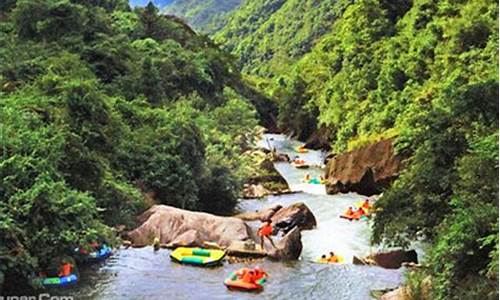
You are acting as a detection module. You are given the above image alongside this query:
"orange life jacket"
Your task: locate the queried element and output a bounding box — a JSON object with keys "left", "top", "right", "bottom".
{"left": 345, "top": 209, "right": 354, "bottom": 216}
{"left": 242, "top": 271, "right": 255, "bottom": 283}
{"left": 259, "top": 224, "right": 273, "bottom": 236}
{"left": 254, "top": 269, "right": 267, "bottom": 280}
{"left": 58, "top": 263, "right": 72, "bottom": 277}
{"left": 328, "top": 255, "right": 339, "bottom": 263}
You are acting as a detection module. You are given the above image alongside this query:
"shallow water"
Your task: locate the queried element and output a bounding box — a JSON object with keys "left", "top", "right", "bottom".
{"left": 50, "top": 134, "right": 403, "bottom": 299}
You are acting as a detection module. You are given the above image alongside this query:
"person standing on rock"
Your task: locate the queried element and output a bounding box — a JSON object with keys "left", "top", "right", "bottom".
{"left": 258, "top": 220, "right": 277, "bottom": 250}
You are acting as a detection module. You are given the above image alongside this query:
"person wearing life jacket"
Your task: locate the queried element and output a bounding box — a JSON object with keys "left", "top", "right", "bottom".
{"left": 236, "top": 267, "right": 250, "bottom": 280}
{"left": 58, "top": 263, "right": 73, "bottom": 277}
{"left": 242, "top": 269, "right": 256, "bottom": 284}
{"left": 345, "top": 207, "right": 354, "bottom": 216}
{"left": 258, "top": 220, "right": 277, "bottom": 250}
{"left": 253, "top": 266, "right": 268, "bottom": 281}
{"left": 328, "top": 251, "right": 339, "bottom": 263}
{"left": 361, "top": 199, "right": 371, "bottom": 212}
{"left": 356, "top": 207, "right": 367, "bottom": 216}
{"left": 304, "top": 173, "right": 311, "bottom": 182}
{"left": 319, "top": 254, "right": 328, "bottom": 263}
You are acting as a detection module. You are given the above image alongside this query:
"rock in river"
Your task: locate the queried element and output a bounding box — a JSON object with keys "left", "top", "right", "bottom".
{"left": 235, "top": 202, "right": 317, "bottom": 235}
{"left": 354, "top": 249, "right": 418, "bottom": 269}
{"left": 267, "top": 227, "right": 303, "bottom": 260}
{"left": 325, "top": 139, "right": 403, "bottom": 196}
{"left": 124, "top": 205, "right": 252, "bottom": 248}
{"left": 271, "top": 202, "right": 317, "bottom": 234}
{"left": 124, "top": 204, "right": 306, "bottom": 261}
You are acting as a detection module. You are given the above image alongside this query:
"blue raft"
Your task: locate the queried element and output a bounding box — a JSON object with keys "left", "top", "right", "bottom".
{"left": 87, "top": 245, "right": 113, "bottom": 262}
{"left": 32, "top": 274, "right": 78, "bottom": 288}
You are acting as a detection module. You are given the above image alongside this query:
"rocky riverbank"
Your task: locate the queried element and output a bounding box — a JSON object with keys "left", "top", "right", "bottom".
{"left": 324, "top": 139, "right": 404, "bottom": 196}
{"left": 241, "top": 146, "right": 292, "bottom": 198}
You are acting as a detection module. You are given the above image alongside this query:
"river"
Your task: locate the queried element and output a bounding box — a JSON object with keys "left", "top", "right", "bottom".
{"left": 50, "top": 134, "right": 403, "bottom": 299}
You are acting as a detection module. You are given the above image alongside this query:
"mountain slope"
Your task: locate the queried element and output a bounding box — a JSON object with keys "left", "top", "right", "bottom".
{"left": 163, "top": 0, "right": 242, "bottom": 33}
{"left": 214, "top": 0, "right": 353, "bottom": 76}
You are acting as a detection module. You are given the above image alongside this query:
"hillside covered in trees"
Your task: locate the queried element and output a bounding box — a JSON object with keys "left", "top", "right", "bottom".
{"left": 0, "top": 0, "right": 273, "bottom": 289}
{"left": 216, "top": 0, "right": 499, "bottom": 298}
{"left": 163, "top": 0, "right": 242, "bottom": 33}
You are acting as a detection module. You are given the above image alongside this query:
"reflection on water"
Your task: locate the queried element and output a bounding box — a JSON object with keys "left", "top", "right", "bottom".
{"left": 59, "top": 134, "right": 402, "bottom": 299}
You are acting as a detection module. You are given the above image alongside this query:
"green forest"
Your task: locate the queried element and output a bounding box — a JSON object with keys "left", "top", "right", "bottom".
{"left": 0, "top": 0, "right": 271, "bottom": 289}
{"left": 164, "top": 0, "right": 242, "bottom": 33}
{"left": 0, "top": 0, "right": 498, "bottom": 299}
{"left": 217, "top": 0, "right": 498, "bottom": 298}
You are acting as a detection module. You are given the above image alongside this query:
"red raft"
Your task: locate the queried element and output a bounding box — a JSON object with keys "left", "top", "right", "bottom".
{"left": 224, "top": 269, "right": 267, "bottom": 292}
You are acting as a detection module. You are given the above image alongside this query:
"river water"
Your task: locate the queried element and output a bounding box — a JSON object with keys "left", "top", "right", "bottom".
{"left": 51, "top": 134, "right": 403, "bottom": 299}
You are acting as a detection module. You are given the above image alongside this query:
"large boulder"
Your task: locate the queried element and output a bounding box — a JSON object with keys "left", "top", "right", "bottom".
{"left": 303, "top": 126, "right": 332, "bottom": 151}
{"left": 271, "top": 202, "right": 317, "bottom": 234}
{"left": 372, "top": 250, "right": 418, "bottom": 269}
{"left": 124, "top": 205, "right": 252, "bottom": 247}
{"left": 267, "top": 227, "right": 303, "bottom": 260}
{"left": 242, "top": 184, "right": 271, "bottom": 199}
{"left": 325, "top": 139, "right": 403, "bottom": 196}
{"left": 235, "top": 204, "right": 283, "bottom": 221}
{"left": 356, "top": 249, "right": 418, "bottom": 269}
{"left": 234, "top": 202, "right": 317, "bottom": 235}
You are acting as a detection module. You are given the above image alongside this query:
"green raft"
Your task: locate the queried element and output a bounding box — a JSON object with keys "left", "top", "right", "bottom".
{"left": 170, "top": 247, "right": 226, "bottom": 267}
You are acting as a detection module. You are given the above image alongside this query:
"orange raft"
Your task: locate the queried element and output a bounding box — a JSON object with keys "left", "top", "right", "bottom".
{"left": 224, "top": 270, "right": 267, "bottom": 292}
{"left": 340, "top": 208, "right": 368, "bottom": 221}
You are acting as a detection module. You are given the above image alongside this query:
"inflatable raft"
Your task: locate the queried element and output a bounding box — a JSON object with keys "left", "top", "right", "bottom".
{"left": 307, "top": 178, "right": 327, "bottom": 185}
{"left": 87, "top": 245, "right": 112, "bottom": 262}
{"left": 224, "top": 271, "right": 266, "bottom": 292}
{"left": 170, "top": 247, "right": 225, "bottom": 267}
{"left": 75, "top": 244, "right": 113, "bottom": 263}
{"left": 340, "top": 212, "right": 368, "bottom": 221}
{"left": 316, "top": 256, "right": 345, "bottom": 264}
{"left": 295, "top": 147, "right": 309, "bottom": 153}
{"left": 292, "top": 162, "right": 310, "bottom": 169}
{"left": 32, "top": 274, "right": 78, "bottom": 288}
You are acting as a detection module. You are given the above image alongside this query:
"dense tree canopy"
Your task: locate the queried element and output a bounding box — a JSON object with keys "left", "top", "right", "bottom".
{"left": 216, "top": 0, "right": 499, "bottom": 298}
{"left": 0, "top": 0, "right": 267, "bottom": 287}
{"left": 164, "top": 0, "right": 242, "bottom": 33}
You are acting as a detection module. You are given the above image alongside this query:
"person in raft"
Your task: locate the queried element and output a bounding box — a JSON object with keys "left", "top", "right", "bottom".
{"left": 362, "top": 199, "right": 371, "bottom": 210}
{"left": 253, "top": 266, "right": 268, "bottom": 281}
{"left": 345, "top": 206, "right": 354, "bottom": 217}
{"left": 356, "top": 206, "right": 367, "bottom": 216}
{"left": 328, "top": 251, "right": 340, "bottom": 263}
{"left": 238, "top": 266, "right": 269, "bottom": 283}
{"left": 304, "top": 173, "right": 311, "bottom": 182}
{"left": 258, "top": 220, "right": 277, "bottom": 250}
{"left": 46, "top": 256, "right": 77, "bottom": 278}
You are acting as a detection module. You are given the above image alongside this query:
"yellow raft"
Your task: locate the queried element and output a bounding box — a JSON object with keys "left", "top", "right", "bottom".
{"left": 295, "top": 146, "right": 309, "bottom": 153}
{"left": 170, "top": 247, "right": 226, "bottom": 267}
{"left": 316, "top": 256, "right": 345, "bottom": 264}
